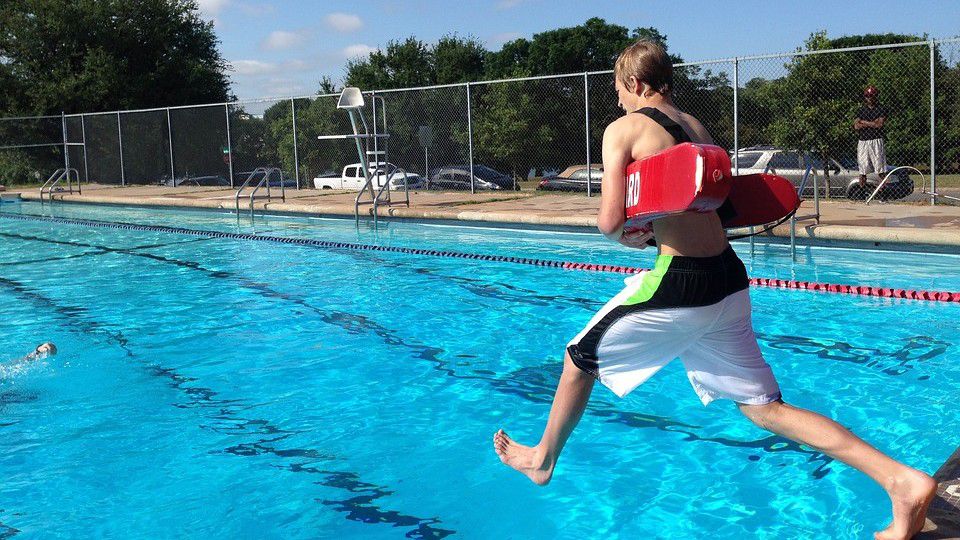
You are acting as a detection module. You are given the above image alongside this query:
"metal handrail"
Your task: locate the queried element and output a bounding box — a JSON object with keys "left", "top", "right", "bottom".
{"left": 39, "top": 168, "right": 80, "bottom": 202}
{"left": 316, "top": 134, "right": 390, "bottom": 140}
{"left": 766, "top": 157, "right": 821, "bottom": 262}
{"left": 370, "top": 164, "right": 411, "bottom": 226}
{"left": 248, "top": 168, "right": 285, "bottom": 216}
{"left": 234, "top": 167, "right": 284, "bottom": 216}
{"left": 318, "top": 133, "right": 393, "bottom": 224}
{"left": 866, "top": 166, "right": 937, "bottom": 204}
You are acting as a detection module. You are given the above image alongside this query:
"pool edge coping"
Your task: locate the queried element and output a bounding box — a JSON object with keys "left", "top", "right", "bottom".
{"left": 918, "top": 445, "right": 960, "bottom": 539}
{"left": 15, "top": 191, "right": 960, "bottom": 253}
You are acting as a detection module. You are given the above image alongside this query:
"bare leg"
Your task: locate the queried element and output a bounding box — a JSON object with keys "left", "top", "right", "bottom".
{"left": 739, "top": 400, "right": 936, "bottom": 540}
{"left": 493, "top": 351, "right": 594, "bottom": 485}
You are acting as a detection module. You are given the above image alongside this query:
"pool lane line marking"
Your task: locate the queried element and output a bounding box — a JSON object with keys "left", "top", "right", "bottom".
{"left": 0, "top": 272, "right": 457, "bottom": 538}
{"left": 3, "top": 212, "right": 959, "bottom": 304}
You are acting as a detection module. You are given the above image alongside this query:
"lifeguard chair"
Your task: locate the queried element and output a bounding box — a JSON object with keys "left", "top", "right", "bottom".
{"left": 316, "top": 87, "right": 411, "bottom": 224}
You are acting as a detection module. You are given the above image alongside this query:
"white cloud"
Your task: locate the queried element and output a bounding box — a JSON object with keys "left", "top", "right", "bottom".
{"left": 342, "top": 44, "right": 378, "bottom": 59}
{"left": 324, "top": 13, "right": 363, "bottom": 33}
{"left": 262, "top": 30, "right": 308, "bottom": 51}
{"left": 196, "top": 0, "right": 231, "bottom": 16}
{"left": 230, "top": 59, "right": 279, "bottom": 76}
{"left": 228, "top": 53, "right": 346, "bottom": 100}
{"left": 195, "top": 1, "right": 275, "bottom": 24}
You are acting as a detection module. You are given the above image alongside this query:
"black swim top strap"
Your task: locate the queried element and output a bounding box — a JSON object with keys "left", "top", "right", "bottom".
{"left": 633, "top": 107, "right": 692, "bottom": 143}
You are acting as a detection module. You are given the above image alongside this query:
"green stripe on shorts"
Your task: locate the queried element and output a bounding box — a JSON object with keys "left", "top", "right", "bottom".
{"left": 623, "top": 254, "right": 672, "bottom": 306}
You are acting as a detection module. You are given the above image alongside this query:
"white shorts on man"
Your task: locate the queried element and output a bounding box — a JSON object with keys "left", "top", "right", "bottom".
{"left": 857, "top": 138, "right": 886, "bottom": 175}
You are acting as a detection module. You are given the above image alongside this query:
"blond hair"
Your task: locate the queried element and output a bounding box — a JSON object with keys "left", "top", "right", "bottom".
{"left": 614, "top": 40, "right": 673, "bottom": 95}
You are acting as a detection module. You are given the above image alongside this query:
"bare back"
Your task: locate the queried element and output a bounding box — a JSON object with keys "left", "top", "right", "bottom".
{"left": 605, "top": 105, "right": 729, "bottom": 257}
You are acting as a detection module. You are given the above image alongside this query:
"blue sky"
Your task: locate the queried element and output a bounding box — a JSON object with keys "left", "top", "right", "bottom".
{"left": 196, "top": 0, "right": 960, "bottom": 100}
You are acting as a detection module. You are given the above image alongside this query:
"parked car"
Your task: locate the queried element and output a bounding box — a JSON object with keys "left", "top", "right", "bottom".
{"left": 427, "top": 165, "right": 517, "bottom": 191}
{"left": 732, "top": 146, "right": 914, "bottom": 200}
{"left": 537, "top": 164, "right": 603, "bottom": 192}
{"left": 313, "top": 162, "right": 423, "bottom": 191}
{"left": 233, "top": 170, "right": 297, "bottom": 188}
{"left": 527, "top": 166, "right": 561, "bottom": 180}
{"left": 161, "top": 174, "right": 230, "bottom": 187}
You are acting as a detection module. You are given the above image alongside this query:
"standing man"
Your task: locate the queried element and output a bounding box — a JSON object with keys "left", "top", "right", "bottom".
{"left": 855, "top": 85, "right": 888, "bottom": 188}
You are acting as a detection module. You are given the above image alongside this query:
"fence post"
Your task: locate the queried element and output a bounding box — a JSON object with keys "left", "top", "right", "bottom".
{"left": 224, "top": 104, "right": 234, "bottom": 188}
{"left": 61, "top": 112, "right": 69, "bottom": 172}
{"left": 291, "top": 98, "right": 300, "bottom": 190}
{"left": 733, "top": 60, "right": 739, "bottom": 176}
{"left": 930, "top": 40, "right": 937, "bottom": 206}
{"left": 733, "top": 58, "right": 754, "bottom": 255}
{"left": 372, "top": 91, "right": 379, "bottom": 179}
{"left": 117, "top": 111, "right": 126, "bottom": 186}
{"left": 584, "top": 72, "right": 592, "bottom": 198}
{"left": 80, "top": 115, "right": 89, "bottom": 184}
{"left": 166, "top": 107, "right": 175, "bottom": 185}
{"left": 466, "top": 82, "right": 475, "bottom": 194}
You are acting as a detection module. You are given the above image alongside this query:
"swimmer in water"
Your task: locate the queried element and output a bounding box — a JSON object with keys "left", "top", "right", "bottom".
{"left": 23, "top": 342, "right": 57, "bottom": 361}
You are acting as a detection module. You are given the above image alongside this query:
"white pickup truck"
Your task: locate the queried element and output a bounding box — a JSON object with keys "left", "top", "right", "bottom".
{"left": 313, "top": 162, "right": 423, "bottom": 190}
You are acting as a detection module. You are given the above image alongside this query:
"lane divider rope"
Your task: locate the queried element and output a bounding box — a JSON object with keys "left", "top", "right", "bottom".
{"left": 3, "top": 212, "right": 958, "bottom": 303}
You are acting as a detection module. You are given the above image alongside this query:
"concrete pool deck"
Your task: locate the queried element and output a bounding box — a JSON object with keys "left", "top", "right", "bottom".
{"left": 920, "top": 446, "right": 960, "bottom": 539}
{"left": 9, "top": 183, "right": 960, "bottom": 250}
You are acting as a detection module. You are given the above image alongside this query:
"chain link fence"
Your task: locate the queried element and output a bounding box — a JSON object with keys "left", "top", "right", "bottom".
{"left": 736, "top": 43, "right": 933, "bottom": 203}
{"left": 1, "top": 39, "right": 958, "bottom": 206}
{"left": 0, "top": 115, "right": 67, "bottom": 185}
{"left": 935, "top": 40, "right": 960, "bottom": 202}
{"left": 374, "top": 84, "right": 470, "bottom": 190}
{"left": 169, "top": 105, "right": 230, "bottom": 187}
{"left": 82, "top": 113, "right": 122, "bottom": 184}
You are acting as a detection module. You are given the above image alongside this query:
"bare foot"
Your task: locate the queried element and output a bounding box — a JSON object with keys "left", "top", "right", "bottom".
{"left": 492, "top": 429, "right": 554, "bottom": 486}
{"left": 874, "top": 469, "right": 937, "bottom": 540}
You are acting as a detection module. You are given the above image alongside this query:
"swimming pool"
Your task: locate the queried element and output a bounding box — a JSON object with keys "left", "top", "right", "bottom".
{"left": 1, "top": 201, "right": 958, "bottom": 538}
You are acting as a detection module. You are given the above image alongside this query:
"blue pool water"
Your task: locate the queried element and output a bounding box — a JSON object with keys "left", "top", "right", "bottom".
{"left": 0, "top": 201, "right": 958, "bottom": 539}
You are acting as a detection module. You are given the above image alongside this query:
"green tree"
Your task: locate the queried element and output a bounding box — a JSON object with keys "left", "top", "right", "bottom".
{"left": 263, "top": 91, "right": 369, "bottom": 183}
{"left": 486, "top": 18, "right": 670, "bottom": 78}
{"left": 938, "top": 63, "right": 960, "bottom": 172}
{"left": 468, "top": 68, "right": 555, "bottom": 177}
{"left": 435, "top": 35, "right": 486, "bottom": 84}
{"left": 754, "top": 31, "right": 934, "bottom": 175}
{"left": 0, "top": 0, "right": 231, "bottom": 184}
{"left": 345, "top": 37, "right": 435, "bottom": 90}
{"left": 484, "top": 39, "right": 530, "bottom": 80}
{"left": 0, "top": 0, "right": 230, "bottom": 116}
{"left": 345, "top": 35, "right": 487, "bottom": 89}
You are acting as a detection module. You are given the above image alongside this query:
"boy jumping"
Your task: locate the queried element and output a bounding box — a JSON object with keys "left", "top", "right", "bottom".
{"left": 493, "top": 40, "right": 935, "bottom": 540}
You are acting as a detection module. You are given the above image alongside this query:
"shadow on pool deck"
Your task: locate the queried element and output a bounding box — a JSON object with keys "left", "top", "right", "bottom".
{"left": 6, "top": 183, "right": 960, "bottom": 249}
{"left": 918, "top": 447, "right": 960, "bottom": 539}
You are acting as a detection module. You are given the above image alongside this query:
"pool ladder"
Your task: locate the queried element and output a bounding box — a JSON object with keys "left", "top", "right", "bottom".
{"left": 360, "top": 162, "right": 411, "bottom": 227}
{"left": 750, "top": 158, "right": 823, "bottom": 262}
{"left": 234, "top": 167, "right": 285, "bottom": 217}
{"left": 39, "top": 168, "right": 81, "bottom": 202}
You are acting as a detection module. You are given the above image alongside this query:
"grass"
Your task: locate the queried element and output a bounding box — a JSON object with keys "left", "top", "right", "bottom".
{"left": 1, "top": 181, "right": 45, "bottom": 188}
{"left": 912, "top": 174, "right": 960, "bottom": 188}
